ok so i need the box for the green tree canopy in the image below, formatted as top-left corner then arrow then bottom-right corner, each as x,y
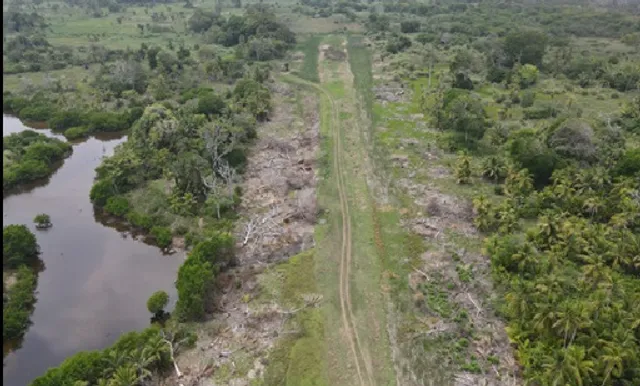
3,225 -> 39,269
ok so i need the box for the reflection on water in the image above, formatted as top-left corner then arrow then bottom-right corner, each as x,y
2,115 -> 181,386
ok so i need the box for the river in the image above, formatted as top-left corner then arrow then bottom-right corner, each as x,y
2,115 -> 182,386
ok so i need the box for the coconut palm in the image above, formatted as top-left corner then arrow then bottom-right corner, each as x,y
103,350 -> 130,379
552,302 -> 592,348
481,155 -> 507,183
108,365 -> 139,386
454,152 -> 472,184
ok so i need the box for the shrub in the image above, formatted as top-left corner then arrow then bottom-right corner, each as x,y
89,179 -> 116,207
33,213 -> 51,226
127,107 -> 144,125
125,211 -> 153,230
146,290 -> 169,315
507,129 -> 558,186
614,148 -> 640,177
196,93 -> 226,116
104,196 -> 130,217
189,233 -> 234,269
3,159 -> 49,190
386,34 -> 412,54
3,95 -> 30,114
85,111 -> 129,132
520,91 -> 535,108
523,104 -> 558,120
151,226 -> 172,249
48,110 -> 87,131
175,254 -> 214,321
3,225 -> 39,269
548,119 -> 597,163
400,20 -> 421,33
23,142 -> 67,164
18,103 -> 54,121
63,126 -> 89,140
3,266 -> 37,341
415,33 -> 436,44
31,327 -> 168,386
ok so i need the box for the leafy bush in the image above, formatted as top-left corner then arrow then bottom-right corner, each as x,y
520,91 -> 535,108
146,290 -> 169,315
3,94 -> 30,114
507,129 -> 558,186
3,266 -> 37,341
189,233 -> 234,270
125,211 -> 153,230
386,34 -> 412,54
196,93 -> 226,116
48,110 -> 87,131
17,103 -> 54,121
89,179 -> 116,207
523,104 -> 558,120
150,226 -> 172,249
547,119 -> 598,163
3,225 -> 39,269
33,213 -> 51,226
104,196 -> 130,217
175,253 -> 214,321
85,111 -> 130,132
614,148 -> 640,177
63,126 -> 89,140
3,159 -> 49,190
2,131 -> 72,190
31,326 -> 171,386
400,20 -> 421,33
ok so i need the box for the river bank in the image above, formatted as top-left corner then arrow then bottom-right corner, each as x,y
2,115 -> 181,386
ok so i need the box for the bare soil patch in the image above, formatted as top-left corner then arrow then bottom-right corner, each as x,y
164,81 -> 320,386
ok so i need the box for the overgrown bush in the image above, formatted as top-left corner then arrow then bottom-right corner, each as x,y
104,196 -> 130,216
63,126 -> 89,140
3,225 -> 39,269
3,266 -> 37,341
520,91 -> 535,108
175,253 -> 214,321
150,226 -> 172,249
89,179 -> 116,207
523,103 -> 558,120
146,290 -> 169,315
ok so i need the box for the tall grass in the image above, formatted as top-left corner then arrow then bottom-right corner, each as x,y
298,35 -> 322,83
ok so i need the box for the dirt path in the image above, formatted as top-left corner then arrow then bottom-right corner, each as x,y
285,74 -> 372,385
282,35 -> 394,386
330,82 -> 373,386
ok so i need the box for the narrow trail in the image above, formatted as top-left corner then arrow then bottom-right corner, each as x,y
328,82 -> 375,386
283,39 -> 377,383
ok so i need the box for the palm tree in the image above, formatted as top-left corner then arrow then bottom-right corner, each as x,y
552,302 -> 592,348
129,348 -> 153,382
563,345 -> 596,386
108,365 -> 139,386
455,152 -> 472,184
582,197 -> 604,219
143,334 -> 170,369
598,342 -> 625,386
541,346 -> 595,386
581,254 -> 613,290
103,350 -> 130,379
481,155 -> 507,184
505,168 -> 533,199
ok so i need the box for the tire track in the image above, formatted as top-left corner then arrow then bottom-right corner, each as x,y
284,49 -> 375,384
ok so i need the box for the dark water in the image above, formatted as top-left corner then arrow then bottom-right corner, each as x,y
2,115 -> 182,386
